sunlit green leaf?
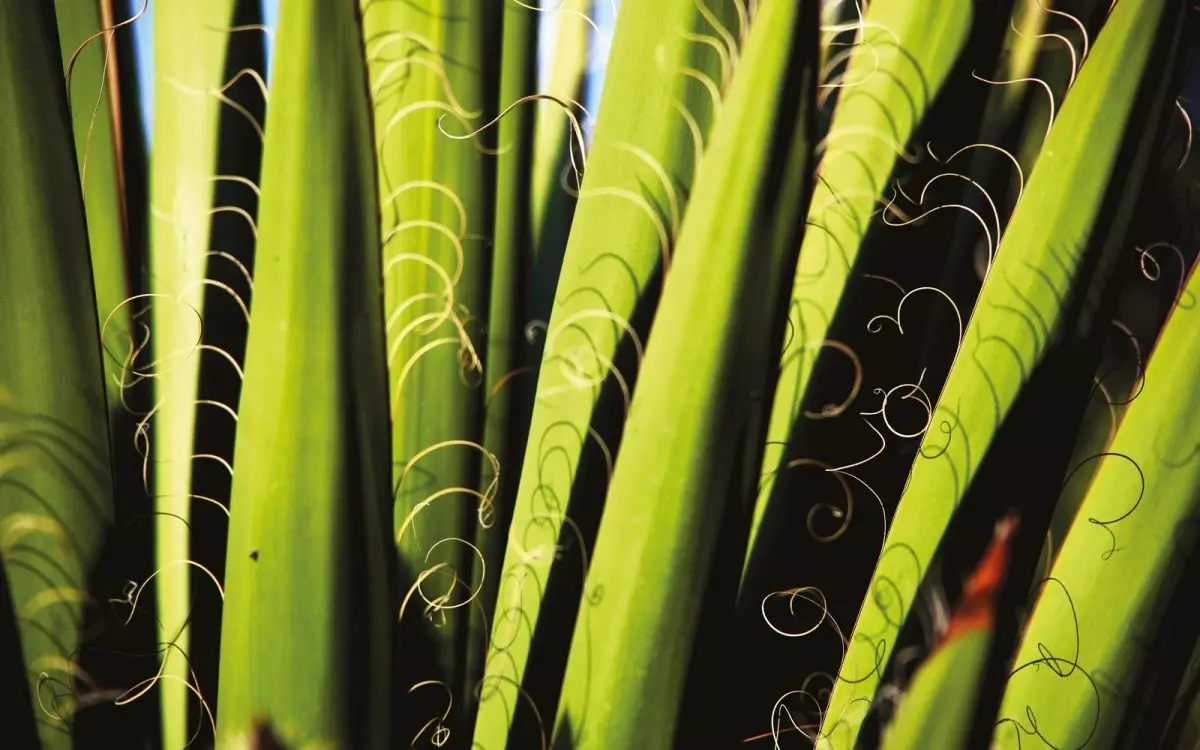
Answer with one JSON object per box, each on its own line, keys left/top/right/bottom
{"left": 994, "top": 262, "right": 1200, "bottom": 749}
{"left": 472, "top": 0, "right": 739, "bottom": 744}
{"left": 748, "top": 0, "right": 972, "bottom": 568}
{"left": 150, "top": 4, "right": 239, "bottom": 745}
{"left": 819, "top": 1, "right": 1188, "bottom": 746}
{"left": 53, "top": 0, "right": 131, "bottom": 415}
{"left": 215, "top": 1, "right": 392, "bottom": 747}
{"left": 0, "top": 4, "right": 115, "bottom": 747}
{"left": 550, "top": 0, "right": 818, "bottom": 746}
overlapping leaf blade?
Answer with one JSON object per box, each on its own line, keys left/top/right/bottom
{"left": 0, "top": 4, "right": 114, "bottom": 747}
{"left": 150, "top": 4, "right": 238, "bottom": 745}
{"left": 472, "top": 0, "right": 740, "bottom": 745}
{"left": 466, "top": 0, "right": 540, "bottom": 732}
{"left": 359, "top": 5, "right": 500, "bottom": 732}
{"left": 747, "top": 0, "right": 973, "bottom": 565}
{"left": 994, "top": 274, "right": 1200, "bottom": 747}
{"left": 880, "top": 517, "right": 1016, "bottom": 750}
{"left": 549, "top": 0, "right": 818, "bottom": 746}
{"left": 215, "top": 1, "right": 392, "bottom": 747}
{"left": 818, "top": 1, "right": 1187, "bottom": 746}
{"left": 53, "top": 0, "right": 131, "bottom": 415}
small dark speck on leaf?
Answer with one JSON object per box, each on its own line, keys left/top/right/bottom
{"left": 250, "top": 718, "right": 287, "bottom": 749}
{"left": 250, "top": 549, "right": 259, "bottom": 562}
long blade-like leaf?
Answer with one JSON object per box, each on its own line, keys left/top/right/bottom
{"left": 472, "top": 0, "right": 740, "bottom": 745}
{"left": 879, "top": 515, "right": 1017, "bottom": 750}
{"left": 466, "top": 0, "right": 539, "bottom": 730}
{"left": 994, "top": 270, "right": 1200, "bottom": 747}
{"left": 747, "top": 0, "right": 972, "bottom": 565}
{"left": 818, "top": 1, "right": 1187, "bottom": 746}
{"left": 215, "top": 1, "right": 392, "bottom": 747}
{"left": 529, "top": 0, "right": 590, "bottom": 263}
{"left": 53, "top": 0, "right": 132, "bottom": 415}
{"left": 550, "top": 0, "right": 819, "bottom": 746}
{"left": 0, "top": 4, "right": 115, "bottom": 747}
{"left": 150, "top": 4, "right": 238, "bottom": 745}
{"left": 360, "top": 4, "right": 500, "bottom": 732}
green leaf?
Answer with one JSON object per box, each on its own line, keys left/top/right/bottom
{"left": 879, "top": 515, "right": 1017, "bottom": 750}
{"left": 818, "top": 1, "right": 1188, "bottom": 746}
{"left": 0, "top": 4, "right": 115, "bottom": 747}
{"left": 529, "top": 0, "right": 590, "bottom": 264}
{"left": 359, "top": 2, "right": 500, "bottom": 723}
{"left": 984, "top": 0, "right": 1050, "bottom": 147}
{"left": 1006, "top": 1, "right": 1112, "bottom": 183}
{"left": 214, "top": 1, "right": 392, "bottom": 747}
{"left": 466, "top": 0, "right": 538, "bottom": 727}
{"left": 993, "top": 275, "right": 1200, "bottom": 746}
{"left": 747, "top": 0, "right": 973, "bottom": 567}
{"left": 882, "top": 630, "right": 991, "bottom": 749}
{"left": 149, "top": 3, "right": 239, "bottom": 746}
{"left": 53, "top": 0, "right": 132, "bottom": 415}
{"left": 549, "top": 0, "right": 818, "bottom": 746}
{"left": 472, "top": 0, "right": 740, "bottom": 745}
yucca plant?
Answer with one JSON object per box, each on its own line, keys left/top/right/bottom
{"left": 3, "top": 1, "right": 1200, "bottom": 749}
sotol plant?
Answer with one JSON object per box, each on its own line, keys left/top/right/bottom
{"left": 3, "top": 1, "right": 1200, "bottom": 749}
